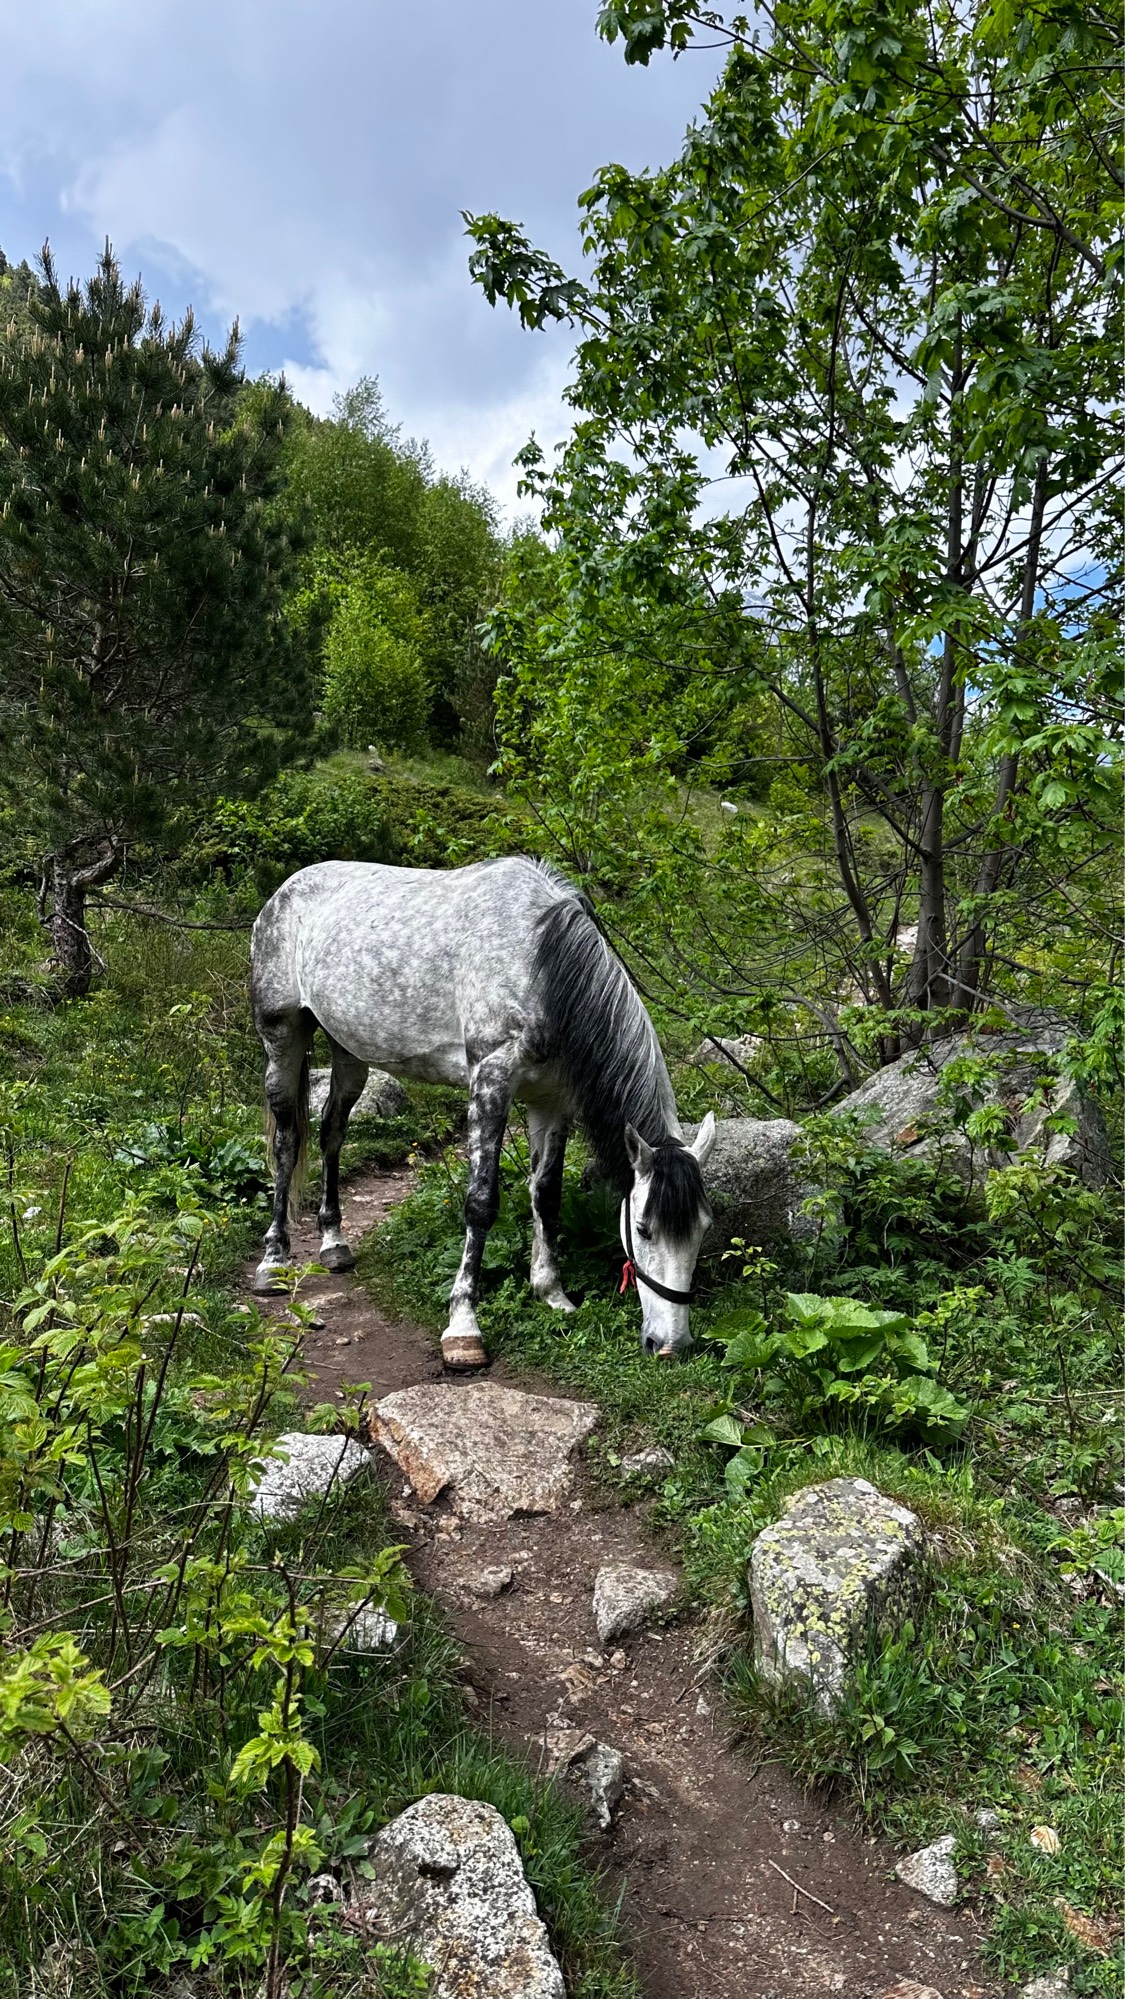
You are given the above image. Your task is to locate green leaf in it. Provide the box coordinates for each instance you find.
[701,1413,744,1448]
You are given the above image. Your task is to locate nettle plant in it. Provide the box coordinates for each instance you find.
[704,1285,969,1494]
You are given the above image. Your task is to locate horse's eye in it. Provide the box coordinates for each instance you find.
[636,1223,651,1241]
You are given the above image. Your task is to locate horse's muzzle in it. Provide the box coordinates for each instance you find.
[643,1332,693,1359]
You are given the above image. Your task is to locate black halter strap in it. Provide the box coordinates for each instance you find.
[620,1196,696,1306]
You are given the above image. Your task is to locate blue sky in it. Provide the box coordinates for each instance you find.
[1,2,719,512]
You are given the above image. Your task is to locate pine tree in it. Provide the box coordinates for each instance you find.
[0,246,312,992]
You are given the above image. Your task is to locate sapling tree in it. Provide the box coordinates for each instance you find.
[0,247,312,994]
[467,0,1122,1066]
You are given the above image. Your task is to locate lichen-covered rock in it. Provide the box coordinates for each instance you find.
[360,1792,565,1999]
[895,1834,958,1906]
[682,1116,821,1256]
[371,1382,598,1524]
[592,1562,677,1644]
[749,1477,926,1712]
[250,1433,372,1524]
[308,1066,409,1123]
[831,1028,1109,1191]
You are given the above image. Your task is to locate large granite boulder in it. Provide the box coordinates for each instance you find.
[370,1382,598,1524]
[749,1477,926,1713]
[831,1028,1109,1190]
[360,1793,565,1999]
[308,1066,409,1123]
[683,1116,820,1257]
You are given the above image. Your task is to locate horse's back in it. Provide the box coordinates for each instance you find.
[251,857,571,1079]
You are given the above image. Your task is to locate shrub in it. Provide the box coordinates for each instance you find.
[184,763,529,898]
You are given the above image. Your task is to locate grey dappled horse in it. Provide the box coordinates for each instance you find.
[250,856,715,1369]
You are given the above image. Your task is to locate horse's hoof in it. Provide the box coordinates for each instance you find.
[319,1242,356,1273]
[441,1330,489,1371]
[542,1288,577,1314]
[250,1265,288,1296]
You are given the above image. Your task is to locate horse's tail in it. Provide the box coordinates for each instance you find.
[263,1050,311,1222]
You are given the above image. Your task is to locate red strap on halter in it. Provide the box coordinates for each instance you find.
[619,1258,637,1294]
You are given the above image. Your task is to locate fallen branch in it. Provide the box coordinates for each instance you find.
[766,1856,838,1917]
[89,894,253,932]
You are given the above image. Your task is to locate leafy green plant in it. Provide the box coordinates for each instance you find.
[705,1288,970,1463]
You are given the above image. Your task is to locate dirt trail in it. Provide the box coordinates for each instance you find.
[244,1164,999,1999]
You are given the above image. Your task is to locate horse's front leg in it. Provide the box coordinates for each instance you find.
[443,1053,511,1371]
[316,1042,369,1272]
[527,1103,575,1314]
[252,1019,312,1295]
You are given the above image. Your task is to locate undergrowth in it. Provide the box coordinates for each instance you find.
[0,904,636,1999]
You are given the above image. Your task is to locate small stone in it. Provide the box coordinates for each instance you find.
[696,1692,713,1718]
[822,1830,835,1843]
[782,1818,801,1833]
[306,1871,343,1906]
[1019,1976,1070,1999]
[328,1604,400,1653]
[308,1066,408,1122]
[1029,1824,1061,1854]
[578,1741,625,1829]
[592,1562,677,1644]
[359,1792,565,1998]
[974,1807,1003,1833]
[619,1446,674,1475]
[545,1731,625,1830]
[882,1982,944,1999]
[465,1566,514,1599]
[896,1834,958,1906]
[609,1649,627,1671]
[250,1433,372,1523]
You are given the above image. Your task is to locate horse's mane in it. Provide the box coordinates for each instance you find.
[532,892,706,1238]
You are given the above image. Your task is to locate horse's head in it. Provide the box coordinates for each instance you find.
[620,1114,716,1357]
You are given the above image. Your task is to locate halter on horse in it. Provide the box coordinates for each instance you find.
[250,856,715,1369]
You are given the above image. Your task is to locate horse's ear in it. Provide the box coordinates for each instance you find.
[690,1111,717,1168]
[624,1123,654,1178]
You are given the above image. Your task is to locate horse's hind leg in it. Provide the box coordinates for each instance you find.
[443,1048,513,1371]
[527,1102,574,1313]
[317,1040,369,1273]
[253,1010,314,1295]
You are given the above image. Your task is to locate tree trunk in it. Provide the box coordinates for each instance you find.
[47,839,122,997]
[954,461,1049,1015]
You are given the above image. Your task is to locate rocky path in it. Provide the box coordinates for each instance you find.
[244,1164,999,1999]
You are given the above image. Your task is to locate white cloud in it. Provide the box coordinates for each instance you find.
[1,0,720,516]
